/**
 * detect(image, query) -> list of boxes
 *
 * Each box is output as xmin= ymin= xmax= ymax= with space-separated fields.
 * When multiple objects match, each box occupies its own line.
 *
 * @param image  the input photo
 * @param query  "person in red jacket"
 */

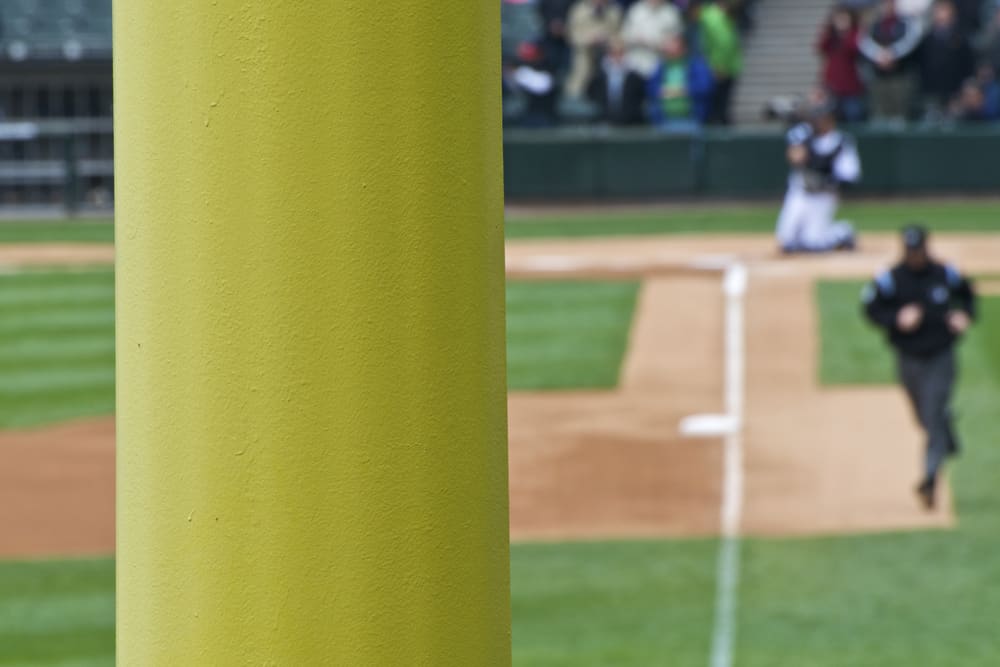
xmin=817 ymin=6 xmax=867 ymax=122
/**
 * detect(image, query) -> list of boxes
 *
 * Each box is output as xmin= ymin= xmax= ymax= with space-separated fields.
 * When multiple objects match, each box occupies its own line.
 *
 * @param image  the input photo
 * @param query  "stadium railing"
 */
xmin=0 ymin=117 xmax=112 ymax=216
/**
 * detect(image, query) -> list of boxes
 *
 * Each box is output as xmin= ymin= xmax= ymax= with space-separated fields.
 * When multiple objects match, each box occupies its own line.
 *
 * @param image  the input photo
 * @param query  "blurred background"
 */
xmin=0 ymin=0 xmax=112 ymax=216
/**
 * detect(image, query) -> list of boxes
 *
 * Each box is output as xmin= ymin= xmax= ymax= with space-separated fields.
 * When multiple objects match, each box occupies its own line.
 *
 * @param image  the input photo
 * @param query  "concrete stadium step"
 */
xmin=735 ymin=0 xmax=832 ymax=124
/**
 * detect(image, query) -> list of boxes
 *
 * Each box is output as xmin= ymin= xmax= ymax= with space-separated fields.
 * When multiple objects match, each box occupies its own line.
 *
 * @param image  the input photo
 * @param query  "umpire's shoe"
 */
xmin=916 ymin=478 xmax=937 ymax=511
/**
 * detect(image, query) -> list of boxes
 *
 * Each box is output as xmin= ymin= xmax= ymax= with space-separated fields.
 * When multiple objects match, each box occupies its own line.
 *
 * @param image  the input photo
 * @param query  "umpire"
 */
xmin=862 ymin=225 xmax=977 ymax=510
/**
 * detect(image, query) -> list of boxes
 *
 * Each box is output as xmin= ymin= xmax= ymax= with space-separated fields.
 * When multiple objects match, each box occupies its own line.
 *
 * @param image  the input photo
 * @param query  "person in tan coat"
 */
xmin=565 ymin=0 xmax=623 ymax=98
xmin=622 ymin=0 xmax=684 ymax=77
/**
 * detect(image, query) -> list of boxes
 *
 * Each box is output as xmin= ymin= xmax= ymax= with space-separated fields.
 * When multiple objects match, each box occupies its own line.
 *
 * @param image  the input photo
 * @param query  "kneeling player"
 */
xmin=775 ymin=101 xmax=861 ymax=253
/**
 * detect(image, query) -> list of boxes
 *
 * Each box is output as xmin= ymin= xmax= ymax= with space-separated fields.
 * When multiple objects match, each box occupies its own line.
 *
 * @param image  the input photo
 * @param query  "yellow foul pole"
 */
xmin=114 ymin=3 xmax=509 ymax=664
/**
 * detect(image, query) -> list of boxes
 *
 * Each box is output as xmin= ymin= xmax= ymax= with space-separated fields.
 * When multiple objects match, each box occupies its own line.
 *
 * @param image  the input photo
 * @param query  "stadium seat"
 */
xmin=0 ymin=0 xmax=109 ymax=60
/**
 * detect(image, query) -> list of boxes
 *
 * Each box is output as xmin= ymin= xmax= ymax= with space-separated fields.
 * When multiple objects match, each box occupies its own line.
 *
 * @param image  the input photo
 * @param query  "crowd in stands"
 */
xmin=818 ymin=0 xmax=1000 ymax=124
xmin=504 ymin=0 xmax=1000 ymax=128
xmin=501 ymin=0 xmax=750 ymax=129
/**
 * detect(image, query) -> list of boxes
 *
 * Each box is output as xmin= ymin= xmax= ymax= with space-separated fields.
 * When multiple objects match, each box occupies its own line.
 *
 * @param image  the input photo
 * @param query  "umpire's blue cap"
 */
xmin=902 ymin=224 xmax=929 ymax=250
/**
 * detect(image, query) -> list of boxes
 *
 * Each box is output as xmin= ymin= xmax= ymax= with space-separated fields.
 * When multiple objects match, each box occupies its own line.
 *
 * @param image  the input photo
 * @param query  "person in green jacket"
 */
xmin=691 ymin=0 xmax=743 ymax=125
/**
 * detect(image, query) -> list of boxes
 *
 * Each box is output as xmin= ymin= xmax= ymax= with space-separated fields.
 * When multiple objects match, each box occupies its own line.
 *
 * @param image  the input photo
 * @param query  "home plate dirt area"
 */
xmin=6 ymin=234 xmax=1000 ymax=557
xmin=508 ymin=233 xmax=1000 ymax=542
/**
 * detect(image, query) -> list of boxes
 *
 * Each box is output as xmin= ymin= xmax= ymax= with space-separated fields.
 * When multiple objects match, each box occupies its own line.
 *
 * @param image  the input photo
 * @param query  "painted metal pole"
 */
xmin=114 ymin=3 xmax=509 ymax=664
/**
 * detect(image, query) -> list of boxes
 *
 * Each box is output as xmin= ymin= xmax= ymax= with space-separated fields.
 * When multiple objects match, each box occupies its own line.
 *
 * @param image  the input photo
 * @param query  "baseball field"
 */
xmin=2 ymin=200 xmax=1000 ymax=666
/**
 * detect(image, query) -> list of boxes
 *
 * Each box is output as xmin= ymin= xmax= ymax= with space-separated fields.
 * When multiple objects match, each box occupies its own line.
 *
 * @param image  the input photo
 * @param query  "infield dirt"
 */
xmin=0 ymin=418 xmax=114 ymax=558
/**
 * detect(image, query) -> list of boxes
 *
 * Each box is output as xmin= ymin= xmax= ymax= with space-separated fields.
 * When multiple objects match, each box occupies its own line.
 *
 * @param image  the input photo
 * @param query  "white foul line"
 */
xmin=709 ymin=263 xmax=748 ymax=667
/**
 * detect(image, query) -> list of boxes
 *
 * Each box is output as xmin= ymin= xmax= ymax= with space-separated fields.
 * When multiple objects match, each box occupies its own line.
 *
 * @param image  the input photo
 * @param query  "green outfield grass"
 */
xmin=0 ymin=559 xmax=114 ymax=666
xmin=0 ymin=220 xmax=113 ymax=244
xmin=506 ymin=200 xmax=1000 ymax=239
xmin=0 ymin=269 xmax=115 ymax=429
xmin=512 ymin=540 xmax=718 ymax=666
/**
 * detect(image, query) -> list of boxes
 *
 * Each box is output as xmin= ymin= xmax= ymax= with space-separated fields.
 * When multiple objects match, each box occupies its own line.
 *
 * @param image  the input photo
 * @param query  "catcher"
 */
xmin=775 ymin=100 xmax=860 ymax=253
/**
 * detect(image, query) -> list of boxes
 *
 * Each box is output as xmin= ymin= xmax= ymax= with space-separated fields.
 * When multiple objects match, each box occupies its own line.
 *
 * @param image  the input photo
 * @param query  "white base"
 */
xmin=680 ymin=413 xmax=739 ymax=438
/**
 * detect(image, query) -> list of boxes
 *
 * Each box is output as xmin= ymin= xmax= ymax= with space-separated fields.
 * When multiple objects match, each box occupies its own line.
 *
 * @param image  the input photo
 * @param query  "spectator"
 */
xmin=622 ymin=0 xmax=685 ymax=77
xmin=818 ymin=6 xmax=867 ymax=122
xmin=977 ymin=1 xmax=1000 ymax=74
xmin=919 ymin=0 xmax=975 ymax=120
xmin=502 ymin=0 xmax=544 ymax=64
xmin=953 ymin=0 xmax=985 ymax=36
xmin=860 ymin=0 xmax=924 ymax=122
xmin=565 ymin=0 xmax=624 ymax=98
xmin=730 ymin=0 xmax=759 ymax=34
xmin=977 ymin=63 xmax=1000 ymax=119
xmin=539 ymin=0 xmax=576 ymax=75
xmin=506 ymin=42 xmax=561 ymax=127
xmin=682 ymin=2 xmax=706 ymax=58
xmin=588 ymin=37 xmax=648 ymax=124
xmin=948 ymin=70 xmax=1000 ymax=119
xmin=693 ymin=0 xmax=743 ymax=125
xmin=647 ymin=34 xmax=715 ymax=130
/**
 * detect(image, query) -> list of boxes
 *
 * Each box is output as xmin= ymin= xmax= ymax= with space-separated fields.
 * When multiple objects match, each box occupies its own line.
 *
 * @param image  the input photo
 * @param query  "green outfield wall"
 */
xmin=503 ymin=126 xmax=1000 ymax=200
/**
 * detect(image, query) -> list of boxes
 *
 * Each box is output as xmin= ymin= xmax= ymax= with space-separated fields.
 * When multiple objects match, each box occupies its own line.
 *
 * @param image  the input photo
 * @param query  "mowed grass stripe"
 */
xmin=0 ymin=629 xmax=113 ymax=666
xmin=506 ymin=281 xmax=637 ymax=304
xmin=508 ymin=337 xmax=633 ymax=361
xmin=0 ymin=391 xmax=114 ymax=430
xmin=0 ymin=376 xmax=114 ymax=428
xmin=7 ymin=659 xmax=112 ymax=667
xmin=0 ymin=269 xmax=114 ymax=429
xmin=505 ymin=200 xmax=1000 ymax=240
xmin=0 ymin=286 xmax=114 ymax=309
xmin=0 ymin=309 xmax=113 ymax=336
xmin=513 ymin=540 xmax=719 ymax=666
xmin=0 ymin=270 xmax=113 ymax=289
xmin=0 ymin=593 xmax=114 ymax=637
xmin=0 ymin=337 xmax=113 ymax=366
xmin=507 ymin=281 xmax=639 ymax=391
xmin=0 ymin=267 xmax=111 ymax=280
xmin=506 ymin=308 xmax=634 ymax=332
xmin=0 ymin=221 xmax=113 ymax=244
xmin=0 ymin=560 xmax=113 ymax=597
xmin=6 ymin=660 xmax=112 ymax=667
xmin=0 ymin=300 xmax=113 ymax=328
xmin=0 ymin=272 xmax=113 ymax=335
xmin=0 ymin=366 xmax=114 ymax=394
xmin=0 ymin=560 xmax=114 ymax=665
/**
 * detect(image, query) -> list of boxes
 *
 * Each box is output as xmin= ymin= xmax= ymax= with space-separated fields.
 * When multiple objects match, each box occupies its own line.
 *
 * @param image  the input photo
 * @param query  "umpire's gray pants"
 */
xmin=898 ymin=348 xmax=957 ymax=485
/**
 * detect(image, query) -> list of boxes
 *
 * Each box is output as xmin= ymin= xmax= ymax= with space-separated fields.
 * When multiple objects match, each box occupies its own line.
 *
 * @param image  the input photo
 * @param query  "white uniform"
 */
xmin=775 ymin=123 xmax=862 ymax=253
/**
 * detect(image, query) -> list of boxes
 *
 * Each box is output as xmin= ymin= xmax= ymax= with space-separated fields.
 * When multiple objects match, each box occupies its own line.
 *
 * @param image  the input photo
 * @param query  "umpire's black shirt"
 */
xmin=863 ymin=260 xmax=977 ymax=358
